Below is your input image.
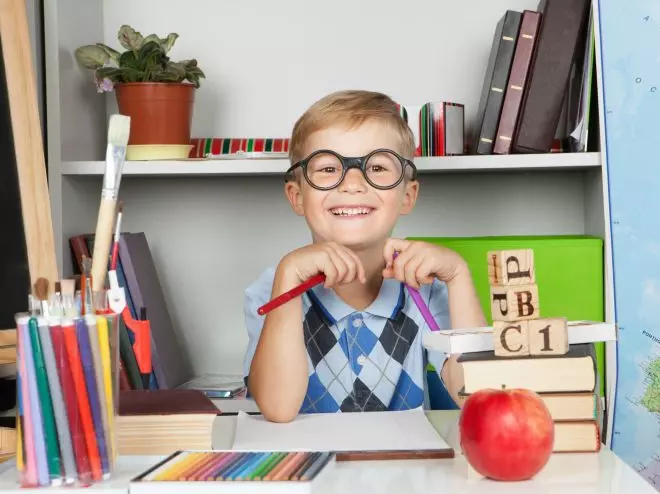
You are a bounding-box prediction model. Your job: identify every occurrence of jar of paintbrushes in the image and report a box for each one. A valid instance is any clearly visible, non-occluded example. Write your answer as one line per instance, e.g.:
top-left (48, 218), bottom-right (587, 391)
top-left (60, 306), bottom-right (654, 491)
top-left (14, 277), bottom-right (121, 487)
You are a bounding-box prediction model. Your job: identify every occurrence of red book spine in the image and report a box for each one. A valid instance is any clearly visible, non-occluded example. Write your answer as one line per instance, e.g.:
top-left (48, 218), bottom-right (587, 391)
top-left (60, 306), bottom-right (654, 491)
top-left (493, 10), bottom-right (542, 154)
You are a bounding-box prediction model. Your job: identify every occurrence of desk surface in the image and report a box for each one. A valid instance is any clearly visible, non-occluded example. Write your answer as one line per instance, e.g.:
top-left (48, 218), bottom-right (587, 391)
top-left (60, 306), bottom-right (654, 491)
top-left (0, 410), bottom-right (655, 493)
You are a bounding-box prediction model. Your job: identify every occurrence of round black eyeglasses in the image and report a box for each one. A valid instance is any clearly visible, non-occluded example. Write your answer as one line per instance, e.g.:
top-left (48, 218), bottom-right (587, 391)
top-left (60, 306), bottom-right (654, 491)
top-left (284, 149), bottom-right (418, 191)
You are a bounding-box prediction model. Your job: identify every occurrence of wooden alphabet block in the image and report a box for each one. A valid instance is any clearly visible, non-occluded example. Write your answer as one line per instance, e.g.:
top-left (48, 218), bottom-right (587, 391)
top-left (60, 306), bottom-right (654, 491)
top-left (488, 249), bottom-right (535, 286)
top-left (490, 284), bottom-right (540, 322)
top-left (493, 320), bottom-right (530, 357)
top-left (528, 318), bottom-right (569, 356)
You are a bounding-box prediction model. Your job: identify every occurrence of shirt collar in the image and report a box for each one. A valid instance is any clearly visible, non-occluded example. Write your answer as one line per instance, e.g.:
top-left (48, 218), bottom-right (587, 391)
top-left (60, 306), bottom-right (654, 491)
top-left (308, 277), bottom-right (405, 324)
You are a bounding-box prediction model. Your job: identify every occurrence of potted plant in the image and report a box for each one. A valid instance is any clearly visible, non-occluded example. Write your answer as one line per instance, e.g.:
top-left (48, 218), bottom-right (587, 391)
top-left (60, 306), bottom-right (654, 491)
top-left (74, 25), bottom-right (205, 160)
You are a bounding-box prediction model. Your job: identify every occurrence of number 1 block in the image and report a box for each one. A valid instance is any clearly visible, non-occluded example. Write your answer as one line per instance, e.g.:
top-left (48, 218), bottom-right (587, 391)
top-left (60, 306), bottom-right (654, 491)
top-left (528, 318), bottom-right (569, 356)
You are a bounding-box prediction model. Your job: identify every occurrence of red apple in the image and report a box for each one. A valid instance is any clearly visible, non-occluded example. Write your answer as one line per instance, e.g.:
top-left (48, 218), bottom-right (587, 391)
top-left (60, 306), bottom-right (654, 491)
top-left (459, 387), bottom-right (554, 481)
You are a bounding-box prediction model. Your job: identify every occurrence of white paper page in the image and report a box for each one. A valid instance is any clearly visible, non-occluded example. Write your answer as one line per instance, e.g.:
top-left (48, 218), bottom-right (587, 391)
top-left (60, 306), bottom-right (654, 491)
top-left (231, 407), bottom-right (451, 452)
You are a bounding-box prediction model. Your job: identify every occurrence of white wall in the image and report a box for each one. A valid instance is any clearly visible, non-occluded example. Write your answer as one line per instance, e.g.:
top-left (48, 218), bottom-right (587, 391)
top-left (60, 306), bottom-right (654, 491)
top-left (102, 0), bottom-right (540, 146)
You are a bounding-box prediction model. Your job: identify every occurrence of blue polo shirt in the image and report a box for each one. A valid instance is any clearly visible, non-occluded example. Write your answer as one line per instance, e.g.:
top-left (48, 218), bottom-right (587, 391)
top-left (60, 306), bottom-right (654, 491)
top-left (243, 268), bottom-right (451, 412)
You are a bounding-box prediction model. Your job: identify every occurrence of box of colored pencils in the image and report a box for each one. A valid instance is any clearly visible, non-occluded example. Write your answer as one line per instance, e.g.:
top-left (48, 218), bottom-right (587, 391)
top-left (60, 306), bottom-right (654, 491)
top-left (131, 450), bottom-right (335, 493)
top-left (14, 281), bottom-right (121, 487)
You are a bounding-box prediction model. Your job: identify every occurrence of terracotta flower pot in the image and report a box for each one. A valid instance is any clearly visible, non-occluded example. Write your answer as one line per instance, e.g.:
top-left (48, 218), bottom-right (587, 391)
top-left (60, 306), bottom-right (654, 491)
top-left (115, 82), bottom-right (195, 146)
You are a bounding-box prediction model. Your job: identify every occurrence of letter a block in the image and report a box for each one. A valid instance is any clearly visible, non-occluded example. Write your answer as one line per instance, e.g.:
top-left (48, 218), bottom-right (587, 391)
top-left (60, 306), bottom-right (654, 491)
top-left (528, 318), bottom-right (569, 356)
top-left (493, 321), bottom-right (530, 357)
top-left (488, 249), bottom-right (535, 286)
top-left (490, 284), bottom-right (540, 322)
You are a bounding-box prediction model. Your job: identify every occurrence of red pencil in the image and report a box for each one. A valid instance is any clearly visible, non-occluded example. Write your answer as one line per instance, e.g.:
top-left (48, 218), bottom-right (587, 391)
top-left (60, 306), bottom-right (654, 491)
top-left (257, 274), bottom-right (326, 315)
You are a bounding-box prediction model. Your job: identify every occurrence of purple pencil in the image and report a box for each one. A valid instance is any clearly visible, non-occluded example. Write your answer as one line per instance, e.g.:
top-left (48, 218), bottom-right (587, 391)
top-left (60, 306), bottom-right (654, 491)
top-left (75, 318), bottom-right (110, 475)
top-left (392, 252), bottom-right (441, 331)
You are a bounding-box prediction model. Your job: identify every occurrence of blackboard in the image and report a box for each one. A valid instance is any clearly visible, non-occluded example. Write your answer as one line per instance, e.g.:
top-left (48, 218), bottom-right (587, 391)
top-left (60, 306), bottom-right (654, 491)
top-left (0, 0), bottom-right (58, 332)
top-left (0, 34), bottom-right (30, 328)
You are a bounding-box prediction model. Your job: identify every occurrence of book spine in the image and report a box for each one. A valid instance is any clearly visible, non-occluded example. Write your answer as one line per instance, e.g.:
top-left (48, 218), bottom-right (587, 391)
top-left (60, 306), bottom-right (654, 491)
top-left (474, 11), bottom-right (523, 155)
top-left (511, 0), bottom-right (591, 153)
top-left (493, 11), bottom-right (541, 154)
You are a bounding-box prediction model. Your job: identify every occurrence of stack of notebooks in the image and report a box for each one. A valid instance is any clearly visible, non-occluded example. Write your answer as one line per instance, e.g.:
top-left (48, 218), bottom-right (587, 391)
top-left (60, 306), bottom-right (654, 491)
top-left (70, 231), bottom-right (194, 392)
top-left (117, 390), bottom-right (218, 455)
top-left (471, 0), bottom-right (597, 155)
top-left (450, 248), bottom-right (603, 453)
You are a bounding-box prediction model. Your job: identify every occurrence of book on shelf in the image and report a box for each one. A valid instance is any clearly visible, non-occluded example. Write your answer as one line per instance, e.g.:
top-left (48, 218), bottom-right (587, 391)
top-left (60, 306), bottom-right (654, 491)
top-left (70, 231), bottom-right (195, 391)
top-left (471, 0), bottom-right (594, 155)
top-left (471, 10), bottom-right (522, 155)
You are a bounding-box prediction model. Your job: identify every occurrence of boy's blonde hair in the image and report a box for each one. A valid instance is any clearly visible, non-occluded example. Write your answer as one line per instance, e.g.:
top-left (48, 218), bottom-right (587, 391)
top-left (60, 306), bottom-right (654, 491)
top-left (289, 90), bottom-right (416, 163)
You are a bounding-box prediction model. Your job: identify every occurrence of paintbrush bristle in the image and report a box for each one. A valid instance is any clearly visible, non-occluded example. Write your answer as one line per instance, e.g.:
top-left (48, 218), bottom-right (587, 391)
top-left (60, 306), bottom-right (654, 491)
top-left (82, 254), bottom-right (92, 274)
top-left (34, 277), bottom-right (49, 302)
top-left (55, 281), bottom-right (61, 293)
top-left (108, 114), bottom-right (131, 147)
top-left (60, 279), bottom-right (75, 297)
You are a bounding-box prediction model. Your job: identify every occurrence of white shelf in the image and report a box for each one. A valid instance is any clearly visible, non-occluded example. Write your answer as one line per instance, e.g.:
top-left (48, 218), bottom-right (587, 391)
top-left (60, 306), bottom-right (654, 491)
top-left (60, 152), bottom-right (601, 177)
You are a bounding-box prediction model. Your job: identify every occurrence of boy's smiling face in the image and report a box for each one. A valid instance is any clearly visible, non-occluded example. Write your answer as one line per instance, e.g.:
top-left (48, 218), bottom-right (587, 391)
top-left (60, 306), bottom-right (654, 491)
top-left (285, 119), bottom-right (419, 251)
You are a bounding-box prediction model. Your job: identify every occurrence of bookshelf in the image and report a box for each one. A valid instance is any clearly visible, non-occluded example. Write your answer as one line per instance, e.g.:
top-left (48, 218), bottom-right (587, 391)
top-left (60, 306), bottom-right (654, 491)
top-left (43, 0), bottom-right (613, 395)
top-left (61, 153), bottom-right (601, 177)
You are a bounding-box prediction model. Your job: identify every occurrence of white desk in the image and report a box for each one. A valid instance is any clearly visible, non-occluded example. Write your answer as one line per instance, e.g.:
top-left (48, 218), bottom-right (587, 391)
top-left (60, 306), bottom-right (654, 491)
top-left (0, 411), bottom-right (655, 493)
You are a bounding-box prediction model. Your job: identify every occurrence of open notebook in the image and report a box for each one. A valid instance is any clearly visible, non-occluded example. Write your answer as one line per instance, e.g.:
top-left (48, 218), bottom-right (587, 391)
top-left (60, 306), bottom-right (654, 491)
top-left (231, 407), bottom-right (454, 459)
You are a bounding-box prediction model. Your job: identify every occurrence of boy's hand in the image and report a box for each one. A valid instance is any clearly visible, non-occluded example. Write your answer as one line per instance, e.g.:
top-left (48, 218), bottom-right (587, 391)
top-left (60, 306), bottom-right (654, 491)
top-left (279, 242), bottom-right (367, 288)
top-left (382, 238), bottom-right (467, 288)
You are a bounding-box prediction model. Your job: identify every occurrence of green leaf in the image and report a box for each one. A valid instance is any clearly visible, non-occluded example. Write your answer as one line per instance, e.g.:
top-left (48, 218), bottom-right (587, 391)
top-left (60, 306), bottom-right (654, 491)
top-left (95, 67), bottom-right (123, 81)
top-left (118, 25), bottom-right (143, 51)
top-left (141, 34), bottom-right (160, 47)
top-left (74, 45), bottom-right (109, 69)
top-left (95, 43), bottom-right (120, 65)
top-left (137, 41), bottom-right (165, 70)
top-left (119, 50), bottom-right (139, 70)
top-left (162, 33), bottom-right (179, 53)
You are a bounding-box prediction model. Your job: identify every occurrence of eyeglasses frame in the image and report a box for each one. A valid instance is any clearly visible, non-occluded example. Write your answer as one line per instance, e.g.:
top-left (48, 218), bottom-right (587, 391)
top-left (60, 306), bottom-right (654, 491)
top-left (284, 148), bottom-right (418, 191)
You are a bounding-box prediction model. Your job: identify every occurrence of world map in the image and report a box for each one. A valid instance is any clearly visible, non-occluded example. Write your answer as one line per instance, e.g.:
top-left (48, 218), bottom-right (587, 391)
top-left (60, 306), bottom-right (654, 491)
top-left (599, 0), bottom-right (660, 489)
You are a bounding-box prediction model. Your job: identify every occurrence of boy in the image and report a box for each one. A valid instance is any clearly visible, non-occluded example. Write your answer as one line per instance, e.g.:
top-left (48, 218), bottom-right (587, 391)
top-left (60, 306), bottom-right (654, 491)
top-left (243, 90), bottom-right (486, 423)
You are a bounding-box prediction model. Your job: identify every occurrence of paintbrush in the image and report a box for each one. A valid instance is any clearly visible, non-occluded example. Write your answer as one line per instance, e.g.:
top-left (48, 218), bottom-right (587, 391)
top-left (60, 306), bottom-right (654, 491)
top-left (90, 114), bottom-right (131, 293)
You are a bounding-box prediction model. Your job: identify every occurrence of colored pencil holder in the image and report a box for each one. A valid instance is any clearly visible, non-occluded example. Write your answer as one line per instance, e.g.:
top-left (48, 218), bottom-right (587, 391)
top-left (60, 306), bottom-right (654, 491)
top-left (14, 311), bottom-right (121, 487)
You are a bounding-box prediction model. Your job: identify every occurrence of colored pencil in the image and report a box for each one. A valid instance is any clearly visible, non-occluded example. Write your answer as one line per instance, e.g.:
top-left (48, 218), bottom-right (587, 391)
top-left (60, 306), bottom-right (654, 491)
top-left (257, 274), bottom-right (325, 315)
top-left (50, 321), bottom-right (93, 484)
top-left (193, 451), bottom-right (234, 481)
top-left (85, 314), bottom-right (112, 469)
top-left (62, 319), bottom-right (102, 481)
top-left (75, 317), bottom-right (110, 476)
top-left (96, 315), bottom-right (116, 461)
top-left (300, 452), bottom-right (332, 481)
top-left (15, 315), bottom-right (37, 486)
top-left (250, 452), bottom-right (286, 480)
top-left (22, 317), bottom-right (49, 485)
top-left (391, 252), bottom-right (441, 330)
top-left (29, 317), bottom-right (63, 483)
top-left (138, 452), bottom-right (333, 483)
top-left (38, 319), bottom-right (78, 483)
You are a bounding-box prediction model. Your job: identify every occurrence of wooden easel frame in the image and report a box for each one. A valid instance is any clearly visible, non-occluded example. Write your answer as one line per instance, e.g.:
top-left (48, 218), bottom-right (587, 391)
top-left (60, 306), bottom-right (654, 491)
top-left (0, 0), bottom-right (58, 363)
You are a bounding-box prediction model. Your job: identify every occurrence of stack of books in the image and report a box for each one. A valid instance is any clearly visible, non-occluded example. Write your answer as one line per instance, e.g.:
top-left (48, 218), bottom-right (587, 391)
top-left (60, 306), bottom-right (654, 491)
top-left (117, 390), bottom-right (218, 455)
top-left (471, 0), bottom-right (595, 155)
top-left (451, 249), bottom-right (603, 453)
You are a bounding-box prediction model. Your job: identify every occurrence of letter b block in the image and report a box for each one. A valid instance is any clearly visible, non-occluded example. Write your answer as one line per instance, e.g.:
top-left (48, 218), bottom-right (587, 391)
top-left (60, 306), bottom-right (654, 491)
top-left (528, 318), bottom-right (569, 356)
top-left (490, 284), bottom-right (540, 322)
top-left (493, 321), bottom-right (530, 357)
top-left (488, 249), bottom-right (535, 286)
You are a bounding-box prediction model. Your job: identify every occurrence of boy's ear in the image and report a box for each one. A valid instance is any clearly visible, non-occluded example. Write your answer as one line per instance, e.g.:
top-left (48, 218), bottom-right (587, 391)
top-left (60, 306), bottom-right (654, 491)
top-left (399, 179), bottom-right (419, 215)
top-left (284, 180), bottom-right (305, 216)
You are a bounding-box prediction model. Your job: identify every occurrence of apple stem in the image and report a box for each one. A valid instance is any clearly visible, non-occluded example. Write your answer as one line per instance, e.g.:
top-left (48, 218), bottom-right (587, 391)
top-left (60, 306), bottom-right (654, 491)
top-left (501, 384), bottom-right (506, 390)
